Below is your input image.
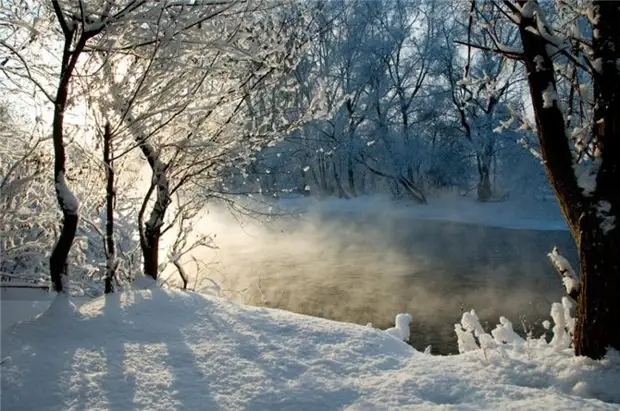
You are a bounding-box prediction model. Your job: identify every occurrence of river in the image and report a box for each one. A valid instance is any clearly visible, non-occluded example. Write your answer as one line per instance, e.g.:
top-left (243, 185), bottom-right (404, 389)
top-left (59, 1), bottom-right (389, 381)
top-left (193, 205), bottom-right (576, 354)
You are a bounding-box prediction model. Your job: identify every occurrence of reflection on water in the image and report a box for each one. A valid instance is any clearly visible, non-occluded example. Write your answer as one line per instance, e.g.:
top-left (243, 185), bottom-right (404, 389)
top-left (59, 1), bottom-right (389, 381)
top-left (190, 210), bottom-right (575, 354)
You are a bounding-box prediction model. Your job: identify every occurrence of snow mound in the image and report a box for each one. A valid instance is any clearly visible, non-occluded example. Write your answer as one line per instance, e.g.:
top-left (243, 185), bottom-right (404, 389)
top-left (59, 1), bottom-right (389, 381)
top-left (384, 313), bottom-right (412, 341)
top-left (2, 289), bottom-right (619, 410)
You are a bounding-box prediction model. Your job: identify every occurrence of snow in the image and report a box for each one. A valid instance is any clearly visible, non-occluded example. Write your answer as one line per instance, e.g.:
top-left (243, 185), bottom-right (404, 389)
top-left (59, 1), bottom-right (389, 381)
top-left (55, 171), bottom-right (79, 214)
top-left (534, 55), bottom-right (545, 71)
top-left (491, 317), bottom-right (523, 345)
top-left (550, 297), bottom-right (575, 351)
top-left (593, 58), bottom-right (603, 74)
top-left (548, 247), bottom-right (579, 295)
top-left (518, 0), bottom-right (537, 19)
top-left (597, 201), bottom-right (616, 234)
top-left (384, 313), bottom-right (412, 342)
top-left (1, 287), bottom-right (55, 331)
top-left (2, 288), bottom-right (619, 410)
top-left (542, 83), bottom-right (558, 109)
top-left (574, 160), bottom-right (600, 196)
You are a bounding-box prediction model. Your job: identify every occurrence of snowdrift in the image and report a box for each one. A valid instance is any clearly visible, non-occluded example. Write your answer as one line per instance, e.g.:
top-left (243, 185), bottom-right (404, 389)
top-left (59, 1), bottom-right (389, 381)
top-left (2, 289), bottom-right (619, 410)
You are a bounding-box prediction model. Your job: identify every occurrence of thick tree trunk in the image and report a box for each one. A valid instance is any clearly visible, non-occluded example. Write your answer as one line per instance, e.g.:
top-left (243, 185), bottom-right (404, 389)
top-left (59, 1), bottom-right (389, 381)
top-left (49, 213), bottom-right (78, 292)
top-left (103, 123), bottom-right (115, 294)
top-left (575, 214), bottom-right (620, 358)
top-left (142, 225), bottom-right (161, 280)
top-left (136, 139), bottom-right (170, 280)
top-left (573, 1), bottom-right (620, 358)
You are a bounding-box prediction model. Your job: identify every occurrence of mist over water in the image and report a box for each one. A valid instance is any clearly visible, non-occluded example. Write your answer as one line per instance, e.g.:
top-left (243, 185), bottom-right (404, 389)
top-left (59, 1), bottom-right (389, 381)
top-left (177, 199), bottom-right (575, 354)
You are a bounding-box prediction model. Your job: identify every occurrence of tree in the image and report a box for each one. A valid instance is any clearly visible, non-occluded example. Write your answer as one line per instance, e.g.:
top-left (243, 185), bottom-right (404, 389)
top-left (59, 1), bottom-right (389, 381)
top-left (1, 0), bottom-right (160, 292)
top-left (468, 0), bottom-right (620, 358)
top-left (85, 1), bottom-right (325, 280)
top-left (443, 2), bottom-right (522, 201)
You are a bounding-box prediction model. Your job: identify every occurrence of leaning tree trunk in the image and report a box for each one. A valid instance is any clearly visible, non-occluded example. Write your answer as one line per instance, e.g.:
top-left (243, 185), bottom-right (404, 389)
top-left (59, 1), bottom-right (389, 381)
top-left (517, 0), bottom-right (620, 358)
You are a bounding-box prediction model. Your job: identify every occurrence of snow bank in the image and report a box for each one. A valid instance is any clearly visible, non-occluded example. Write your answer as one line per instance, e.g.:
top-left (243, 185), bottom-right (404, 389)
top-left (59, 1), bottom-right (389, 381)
top-left (2, 289), bottom-right (619, 410)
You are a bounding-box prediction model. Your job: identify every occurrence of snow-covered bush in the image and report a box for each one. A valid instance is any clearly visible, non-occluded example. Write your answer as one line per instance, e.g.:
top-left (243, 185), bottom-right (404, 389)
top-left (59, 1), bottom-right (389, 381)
top-left (0, 108), bottom-right (57, 280)
top-left (455, 297), bottom-right (577, 358)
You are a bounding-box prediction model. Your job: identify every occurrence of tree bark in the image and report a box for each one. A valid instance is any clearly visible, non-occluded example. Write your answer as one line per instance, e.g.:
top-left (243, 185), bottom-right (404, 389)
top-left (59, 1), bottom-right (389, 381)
top-left (137, 141), bottom-right (170, 280)
top-left (576, 213), bottom-right (620, 358)
top-left (142, 225), bottom-right (161, 280)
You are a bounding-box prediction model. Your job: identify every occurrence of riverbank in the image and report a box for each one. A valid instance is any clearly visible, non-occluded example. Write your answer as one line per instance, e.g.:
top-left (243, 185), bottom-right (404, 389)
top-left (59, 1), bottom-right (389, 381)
top-left (2, 287), bottom-right (618, 410)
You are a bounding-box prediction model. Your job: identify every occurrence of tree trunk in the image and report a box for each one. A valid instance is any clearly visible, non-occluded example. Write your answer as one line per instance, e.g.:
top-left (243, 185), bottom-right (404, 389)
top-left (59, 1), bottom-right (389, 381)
top-left (301, 167), bottom-right (310, 197)
top-left (575, 213), bottom-right (620, 358)
top-left (49, 28), bottom-right (80, 293)
top-left (142, 225), bottom-right (161, 280)
top-left (332, 161), bottom-right (349, 199)
top-left (347, 156), bottom-right (357, 197)
top-left (173, 259), bottom-right (189, 290)
top-left (477, 155), bottom-right (492, 202)
top-left (103, 123), bottom-right (115, 294)
top-left (48, 3), bottom-right (105, 292)
top-left (136, 139), bottom-right (170, 280)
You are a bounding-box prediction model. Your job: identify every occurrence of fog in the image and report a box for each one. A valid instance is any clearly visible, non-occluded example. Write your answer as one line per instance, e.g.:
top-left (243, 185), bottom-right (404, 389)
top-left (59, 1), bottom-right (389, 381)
top-left (166, 198), bottom-right (575, 354)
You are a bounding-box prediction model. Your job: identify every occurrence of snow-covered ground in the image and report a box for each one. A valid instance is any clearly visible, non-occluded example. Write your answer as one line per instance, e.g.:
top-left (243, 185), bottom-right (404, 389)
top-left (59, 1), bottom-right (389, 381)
top-left (2, 288), bottom-right (618, 410)
top-left (1, 289), bottom-right (55, 332)
top-left (276, 194), bottom-right (568, 231)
